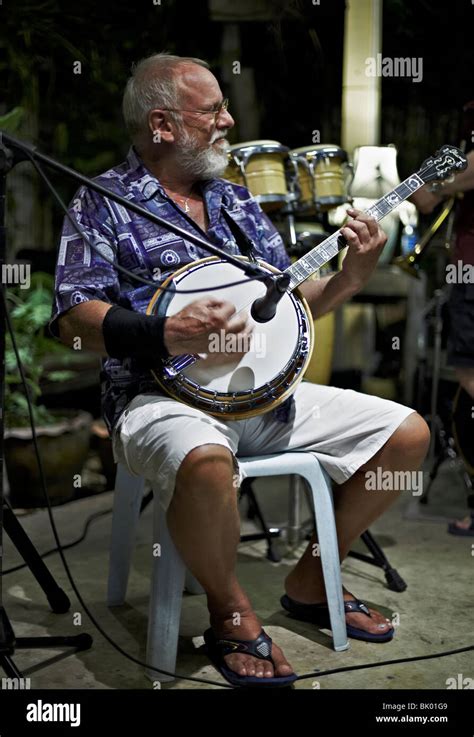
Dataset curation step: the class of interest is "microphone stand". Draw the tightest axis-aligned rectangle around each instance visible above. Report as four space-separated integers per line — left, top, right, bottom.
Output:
0 142 93 680
0 133 271 281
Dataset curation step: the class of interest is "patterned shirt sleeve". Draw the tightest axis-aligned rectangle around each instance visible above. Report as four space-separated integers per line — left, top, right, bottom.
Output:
49 186 121 337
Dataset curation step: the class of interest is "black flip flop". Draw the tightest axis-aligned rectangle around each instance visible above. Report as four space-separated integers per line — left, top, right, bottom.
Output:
280 594 394 643
203 627 298 688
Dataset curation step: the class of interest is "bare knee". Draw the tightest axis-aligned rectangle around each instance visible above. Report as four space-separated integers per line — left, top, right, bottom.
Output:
386 412 430 462
176 444 235 489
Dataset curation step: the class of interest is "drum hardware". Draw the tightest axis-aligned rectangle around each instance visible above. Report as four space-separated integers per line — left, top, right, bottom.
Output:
417 288 473 505
148 146 467 419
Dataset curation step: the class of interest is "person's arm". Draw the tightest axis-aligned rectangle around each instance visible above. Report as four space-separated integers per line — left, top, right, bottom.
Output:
58 300 112 355
411 150 474 214
57 297 251 361
298 208 387 318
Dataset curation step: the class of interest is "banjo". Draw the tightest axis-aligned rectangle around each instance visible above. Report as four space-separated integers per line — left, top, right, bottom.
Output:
146 145 467 419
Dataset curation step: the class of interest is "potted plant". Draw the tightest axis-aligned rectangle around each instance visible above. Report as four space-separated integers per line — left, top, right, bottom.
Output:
4 272 93 507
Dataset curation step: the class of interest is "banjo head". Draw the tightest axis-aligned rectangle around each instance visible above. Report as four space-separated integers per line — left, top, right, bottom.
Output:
147 257 313 418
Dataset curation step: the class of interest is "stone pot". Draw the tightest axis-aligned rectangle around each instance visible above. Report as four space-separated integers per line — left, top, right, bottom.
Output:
5 410 93 507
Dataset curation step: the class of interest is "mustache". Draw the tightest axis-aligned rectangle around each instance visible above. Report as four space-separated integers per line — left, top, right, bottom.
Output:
210 132 228 144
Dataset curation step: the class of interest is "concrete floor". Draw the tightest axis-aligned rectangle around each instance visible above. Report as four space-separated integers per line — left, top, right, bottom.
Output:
3 457 473 690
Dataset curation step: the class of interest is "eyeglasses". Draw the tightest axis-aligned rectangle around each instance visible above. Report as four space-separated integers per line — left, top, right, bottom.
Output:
161 98 229 121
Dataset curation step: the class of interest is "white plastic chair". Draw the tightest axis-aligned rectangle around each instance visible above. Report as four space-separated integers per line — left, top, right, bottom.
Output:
107 452 349 682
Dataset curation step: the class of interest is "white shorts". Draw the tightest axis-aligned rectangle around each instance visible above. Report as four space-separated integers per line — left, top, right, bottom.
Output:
111 381 415 511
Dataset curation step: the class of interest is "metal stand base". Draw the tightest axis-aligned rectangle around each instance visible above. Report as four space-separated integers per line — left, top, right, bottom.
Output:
0 606 92 678
347 531 407 592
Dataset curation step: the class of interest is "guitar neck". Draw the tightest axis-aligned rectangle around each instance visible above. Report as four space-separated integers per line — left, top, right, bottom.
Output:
285 172 425 290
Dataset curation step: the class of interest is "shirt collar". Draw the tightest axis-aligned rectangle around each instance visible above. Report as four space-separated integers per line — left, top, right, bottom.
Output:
124 147 167 201
124 146 228 205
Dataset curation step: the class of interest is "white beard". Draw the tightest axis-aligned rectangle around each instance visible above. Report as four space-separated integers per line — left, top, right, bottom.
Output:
174 129 229 180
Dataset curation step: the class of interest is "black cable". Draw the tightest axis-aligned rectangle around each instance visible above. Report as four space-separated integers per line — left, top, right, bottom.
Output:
1 286 232 688
295 643 474 682
1 507 112 576
4 207 473 685
7 498 472 681
28 153 270 295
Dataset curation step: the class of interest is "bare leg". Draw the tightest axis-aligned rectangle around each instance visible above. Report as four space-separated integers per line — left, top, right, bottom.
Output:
167 444 294 679
285 413 430 635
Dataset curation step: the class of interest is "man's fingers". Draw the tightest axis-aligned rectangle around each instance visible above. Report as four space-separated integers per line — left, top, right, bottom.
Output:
209 301 237 324
344 218 371 244
225 313 250 335
347 208 379 238
341 226 360 245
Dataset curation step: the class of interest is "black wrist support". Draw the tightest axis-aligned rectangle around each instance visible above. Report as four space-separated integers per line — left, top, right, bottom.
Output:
102 305 170 363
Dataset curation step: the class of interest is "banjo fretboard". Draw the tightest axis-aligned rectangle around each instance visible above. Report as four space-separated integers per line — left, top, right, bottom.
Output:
285 172 425 290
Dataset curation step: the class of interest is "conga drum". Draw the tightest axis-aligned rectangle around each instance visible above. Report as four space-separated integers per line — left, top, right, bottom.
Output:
224 140 292 212
290 144 349 213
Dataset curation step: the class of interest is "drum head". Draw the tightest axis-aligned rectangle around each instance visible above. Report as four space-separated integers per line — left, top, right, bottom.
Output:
291 144 347 161
229 140 289 157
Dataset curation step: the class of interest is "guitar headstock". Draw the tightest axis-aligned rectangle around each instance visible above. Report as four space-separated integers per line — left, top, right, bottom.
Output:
419 145 468 185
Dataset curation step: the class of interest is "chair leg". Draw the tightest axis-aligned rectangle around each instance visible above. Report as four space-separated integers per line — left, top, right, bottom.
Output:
303 460 349 652
145 497 186 682
287 475 303 549
107 465 145 607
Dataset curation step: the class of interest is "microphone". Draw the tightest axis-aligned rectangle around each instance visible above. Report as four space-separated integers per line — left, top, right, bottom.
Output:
251 272 291 323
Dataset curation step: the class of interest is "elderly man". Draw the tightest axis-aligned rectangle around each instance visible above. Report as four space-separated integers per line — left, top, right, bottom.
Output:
50 53 429 687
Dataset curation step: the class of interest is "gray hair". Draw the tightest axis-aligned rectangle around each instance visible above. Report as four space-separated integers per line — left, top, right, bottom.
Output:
122 52 210 144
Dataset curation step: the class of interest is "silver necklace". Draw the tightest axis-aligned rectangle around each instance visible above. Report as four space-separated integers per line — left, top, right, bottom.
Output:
168 188 193 213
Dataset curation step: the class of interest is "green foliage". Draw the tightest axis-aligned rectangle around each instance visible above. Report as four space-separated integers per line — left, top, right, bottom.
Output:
5 272 76 428
0 107 25 132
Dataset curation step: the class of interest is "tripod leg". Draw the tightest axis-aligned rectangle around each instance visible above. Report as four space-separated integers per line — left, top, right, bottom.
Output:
2 502 70 613
245 483 281 562
361 531 407 592
0 605 92 679
240 480 281 562
15 633 93 650
419 448 445 505
0 654 23 678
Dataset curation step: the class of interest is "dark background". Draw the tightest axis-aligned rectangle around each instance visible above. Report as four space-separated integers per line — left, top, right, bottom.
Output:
0 0 473 258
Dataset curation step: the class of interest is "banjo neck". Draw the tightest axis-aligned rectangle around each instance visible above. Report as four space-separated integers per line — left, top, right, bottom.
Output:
285 172 426 290
160 173 427 379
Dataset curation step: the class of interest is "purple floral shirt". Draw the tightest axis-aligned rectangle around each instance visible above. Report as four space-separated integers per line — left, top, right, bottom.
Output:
50 147 292 433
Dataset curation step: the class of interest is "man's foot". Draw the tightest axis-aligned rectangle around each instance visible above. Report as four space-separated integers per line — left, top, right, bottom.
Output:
284 579 393 639
209 608 295 680
448 513 474 536
341 589 393 637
